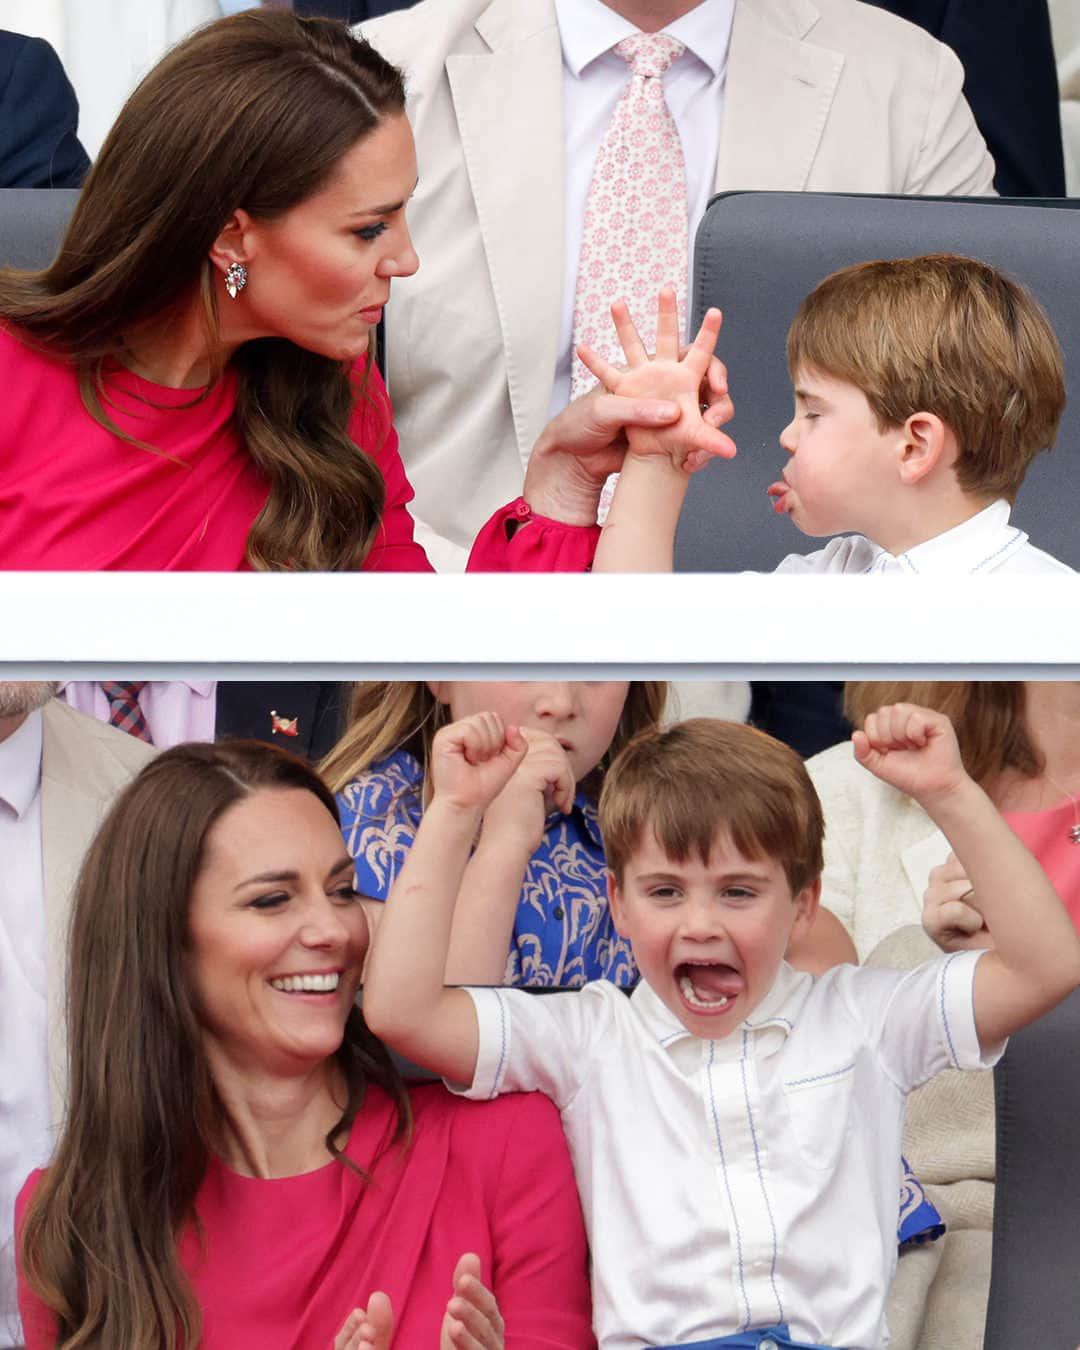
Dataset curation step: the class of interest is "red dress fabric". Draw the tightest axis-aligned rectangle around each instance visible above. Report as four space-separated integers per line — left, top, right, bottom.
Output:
0 326 600 572
17 1084 595 1349
1003 798 1080 931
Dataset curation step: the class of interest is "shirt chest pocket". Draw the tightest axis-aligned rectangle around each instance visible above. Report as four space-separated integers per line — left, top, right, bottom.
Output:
781 1061 856 1170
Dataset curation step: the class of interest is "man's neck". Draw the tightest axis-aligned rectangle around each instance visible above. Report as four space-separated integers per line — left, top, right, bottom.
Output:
599 0 708 32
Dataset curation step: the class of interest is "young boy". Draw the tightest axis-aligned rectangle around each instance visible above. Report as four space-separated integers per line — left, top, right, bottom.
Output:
585 256 1072 574
363 705 1080 1350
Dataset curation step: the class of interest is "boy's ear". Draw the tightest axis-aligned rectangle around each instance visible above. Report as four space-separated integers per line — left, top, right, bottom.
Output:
606 870 630 937
791 876 821 938
897 412 954 487
209 208 256 275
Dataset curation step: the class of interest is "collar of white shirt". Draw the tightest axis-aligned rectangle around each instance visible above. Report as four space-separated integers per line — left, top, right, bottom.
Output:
555 0 735 81
874 498 1029 574
0 708 44 818
629 961 811 1063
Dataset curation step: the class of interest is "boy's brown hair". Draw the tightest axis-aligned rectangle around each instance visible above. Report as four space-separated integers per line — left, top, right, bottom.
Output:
786 254 1066 503
599 718 824 895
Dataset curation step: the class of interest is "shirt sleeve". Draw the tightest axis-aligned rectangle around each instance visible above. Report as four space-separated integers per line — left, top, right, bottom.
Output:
454 985 611 1108
481 1094 596 1349
466 498 601 573
906 39 997 197
834 951 1002 1094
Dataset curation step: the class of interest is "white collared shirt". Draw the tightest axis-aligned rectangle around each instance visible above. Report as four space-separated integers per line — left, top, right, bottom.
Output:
0 713 50 1350
774 499 1073 574
57 680 217 748
459 952 995 1350
549 0 736 418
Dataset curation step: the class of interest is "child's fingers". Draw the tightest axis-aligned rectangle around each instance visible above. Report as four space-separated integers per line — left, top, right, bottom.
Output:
458 712 505 765
682 306 723 378
576 342 623 391
688 420 738 463
609 297 649 366
653 285 681 360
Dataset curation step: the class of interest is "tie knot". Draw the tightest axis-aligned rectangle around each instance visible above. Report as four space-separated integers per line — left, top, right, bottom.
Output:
614 32 686 79
102 680 147 705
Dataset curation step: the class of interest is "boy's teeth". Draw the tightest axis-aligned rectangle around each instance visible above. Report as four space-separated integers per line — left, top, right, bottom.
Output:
270 973 340 993
678 972 732 1010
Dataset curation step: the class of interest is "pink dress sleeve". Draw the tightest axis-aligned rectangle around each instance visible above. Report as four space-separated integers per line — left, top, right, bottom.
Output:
15 1171 58 1350
466 498 601 573
481 1094 595 1348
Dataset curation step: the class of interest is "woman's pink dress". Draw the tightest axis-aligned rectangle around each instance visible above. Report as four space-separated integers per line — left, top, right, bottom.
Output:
17 1083 595 1348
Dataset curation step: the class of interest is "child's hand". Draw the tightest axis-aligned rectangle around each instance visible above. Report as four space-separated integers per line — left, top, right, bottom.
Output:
923 852 993 952
440 1253 505 1349
480 728 576 857
852 703 968 806
430 713 529 816
577 286 735 473
334 1292 393 1350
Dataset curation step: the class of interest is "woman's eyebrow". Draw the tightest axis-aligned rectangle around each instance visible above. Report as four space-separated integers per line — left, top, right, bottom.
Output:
349 179 420 217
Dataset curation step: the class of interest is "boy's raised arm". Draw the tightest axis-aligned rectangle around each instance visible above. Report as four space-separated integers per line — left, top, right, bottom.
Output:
854 704 1080 1051
362 714 531 1088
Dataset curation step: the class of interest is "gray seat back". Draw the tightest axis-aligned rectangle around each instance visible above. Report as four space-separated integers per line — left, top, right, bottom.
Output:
0 188 79 270
984 988 1080 1345
678 192 1080 571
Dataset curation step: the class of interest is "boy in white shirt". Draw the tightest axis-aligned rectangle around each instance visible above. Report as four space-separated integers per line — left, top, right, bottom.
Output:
588 256 1071 573
363 704 1080 1349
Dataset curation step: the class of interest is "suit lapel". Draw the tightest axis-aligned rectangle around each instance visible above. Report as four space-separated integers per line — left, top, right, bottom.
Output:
448 0 565 465
716 0 844 191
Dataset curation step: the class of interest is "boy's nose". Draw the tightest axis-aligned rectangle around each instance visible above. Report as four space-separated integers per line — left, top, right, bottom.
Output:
779 418 798 453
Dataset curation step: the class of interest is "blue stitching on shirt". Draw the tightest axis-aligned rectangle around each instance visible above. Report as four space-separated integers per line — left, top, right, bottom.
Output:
490 989 509 1098
971 528 1024 573
659 1029 684 1045
707 1040 751 1330
740 1029 784 1322
782 1061 855 1089
939 952 962 1068
744 1015 793 1031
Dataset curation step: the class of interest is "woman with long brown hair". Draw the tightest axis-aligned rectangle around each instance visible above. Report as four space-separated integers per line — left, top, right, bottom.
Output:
0 10 732 572
15 741 593 1349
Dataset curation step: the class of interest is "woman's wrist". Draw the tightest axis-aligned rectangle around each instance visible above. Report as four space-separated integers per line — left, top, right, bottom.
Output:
522 438 603 526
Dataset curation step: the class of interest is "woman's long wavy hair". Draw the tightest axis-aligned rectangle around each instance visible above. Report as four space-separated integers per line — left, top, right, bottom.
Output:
18 741 410 1349
0 12 407 570
320 681 669 799
843 681 1040 790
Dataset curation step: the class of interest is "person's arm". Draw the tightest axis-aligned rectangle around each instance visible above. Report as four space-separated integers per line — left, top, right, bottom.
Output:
785 906 858 974
446 729 574 985
0 34 91 189
905 36 997 196
578 289 733 572
362 714 530 1085
853 703 1080 1050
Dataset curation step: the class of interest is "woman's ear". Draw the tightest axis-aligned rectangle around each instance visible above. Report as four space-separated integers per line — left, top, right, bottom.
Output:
898 411 954 486
209 208 256 277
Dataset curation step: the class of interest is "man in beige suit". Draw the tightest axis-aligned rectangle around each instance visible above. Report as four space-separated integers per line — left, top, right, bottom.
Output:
0 687 152 1349
360 0 996 571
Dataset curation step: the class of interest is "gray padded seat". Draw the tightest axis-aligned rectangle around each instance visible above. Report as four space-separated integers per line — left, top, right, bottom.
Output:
678 192 1080 572
983 987 1080 1346
0 187 79 270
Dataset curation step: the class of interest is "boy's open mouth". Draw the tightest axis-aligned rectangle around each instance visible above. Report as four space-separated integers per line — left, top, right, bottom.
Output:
766 481 791 515
675 961 743 1013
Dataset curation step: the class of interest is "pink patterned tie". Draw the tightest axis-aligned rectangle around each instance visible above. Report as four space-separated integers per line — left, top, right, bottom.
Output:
570 33 689 402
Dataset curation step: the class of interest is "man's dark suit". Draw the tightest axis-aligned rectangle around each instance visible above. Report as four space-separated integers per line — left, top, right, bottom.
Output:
0 30 90 188
215 682 348 762
867 0 1066 197
294 1 416 20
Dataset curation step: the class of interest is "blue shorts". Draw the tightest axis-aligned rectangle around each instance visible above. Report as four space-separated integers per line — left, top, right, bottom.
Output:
654 1326 836 1350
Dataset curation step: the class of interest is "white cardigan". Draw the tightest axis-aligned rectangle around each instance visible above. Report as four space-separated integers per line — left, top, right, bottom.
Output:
806 740 950 961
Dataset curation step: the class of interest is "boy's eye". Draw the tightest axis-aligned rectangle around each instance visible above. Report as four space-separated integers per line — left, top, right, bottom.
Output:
355 222 388 242
648 886 682 901
723 887 755 900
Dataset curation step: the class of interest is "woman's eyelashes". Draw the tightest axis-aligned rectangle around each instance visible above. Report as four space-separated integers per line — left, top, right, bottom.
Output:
246 883 358 911
354 221 388 242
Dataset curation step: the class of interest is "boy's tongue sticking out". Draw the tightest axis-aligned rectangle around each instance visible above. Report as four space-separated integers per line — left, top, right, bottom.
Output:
676 961 744 1012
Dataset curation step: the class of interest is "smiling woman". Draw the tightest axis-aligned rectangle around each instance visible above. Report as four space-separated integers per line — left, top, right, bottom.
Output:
14 741 594 1350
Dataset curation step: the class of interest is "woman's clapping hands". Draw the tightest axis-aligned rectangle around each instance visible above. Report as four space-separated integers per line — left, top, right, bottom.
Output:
334 1254 505 1350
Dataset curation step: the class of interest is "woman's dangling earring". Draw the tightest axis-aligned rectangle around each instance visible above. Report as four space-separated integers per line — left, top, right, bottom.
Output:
224 262 247 300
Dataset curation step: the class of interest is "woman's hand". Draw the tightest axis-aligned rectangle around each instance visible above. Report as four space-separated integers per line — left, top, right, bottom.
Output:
440 1253 505 1349
334 1291 393 1350
430 714 529 816
923 852 993 951
576 287 735 474
852 704 969 808
479 728 576 857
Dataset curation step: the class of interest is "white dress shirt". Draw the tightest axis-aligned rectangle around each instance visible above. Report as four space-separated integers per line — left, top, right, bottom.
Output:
549 0 735 418
459 952 994 1350
773 499 1073 574
0 714 51 1350
57 681 217 749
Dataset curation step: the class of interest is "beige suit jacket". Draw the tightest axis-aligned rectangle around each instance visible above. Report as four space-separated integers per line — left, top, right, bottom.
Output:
360 0 995 570
40 699 155 1121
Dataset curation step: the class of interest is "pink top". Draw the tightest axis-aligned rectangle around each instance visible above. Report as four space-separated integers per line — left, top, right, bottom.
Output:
0 326 600 572
18 1083 595 1349
1003 797 1080 930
